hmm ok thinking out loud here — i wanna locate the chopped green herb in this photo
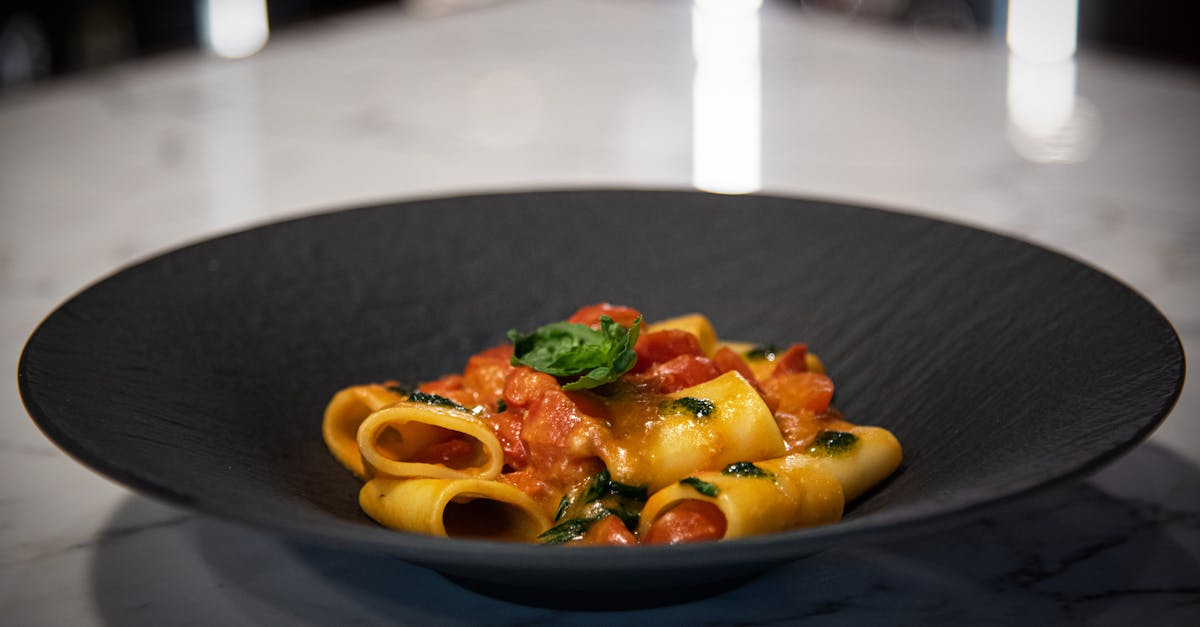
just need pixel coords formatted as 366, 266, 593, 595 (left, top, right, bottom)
496, 399, 508, 413
662, 397, 716, 420
554, 469, 648, 534
580, 470, 648, 503
580, 470, 609, 503
554, 494, 570, 522
745, 344, 779, 361
407, 391, 469, 413
537, 518, 597, 544
508, 315, 641, 390
722, 461, 774, 479
603, 504, 641, 531
807, 430, 860, 456
679, 477, 720, 497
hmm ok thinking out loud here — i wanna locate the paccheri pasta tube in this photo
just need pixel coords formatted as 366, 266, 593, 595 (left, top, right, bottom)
357, 401, 505, 480
323, 384, 405, 477
322, 303, 902, 545
638, 454, 845, 541
361, 477, 550, 541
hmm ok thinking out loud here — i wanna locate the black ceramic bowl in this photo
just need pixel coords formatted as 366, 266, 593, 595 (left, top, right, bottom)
18, 190, 1184, 609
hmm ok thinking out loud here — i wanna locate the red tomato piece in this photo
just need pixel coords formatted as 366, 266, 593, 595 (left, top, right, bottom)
579, 515, 637, 546
762, 372, 834, 416
712, 346, 762, 386
463, 345, 516, 407
503, 367, 559, 408
630, 329, 705, 373
772, 343, 809, 375
641, 354, 721, 393
643, 500, 728, 545
520, 388, 602, 485
566, 303, 643, 330
490, 407, 528, 471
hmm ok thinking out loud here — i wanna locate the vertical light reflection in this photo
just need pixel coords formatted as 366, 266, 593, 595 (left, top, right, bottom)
202, 64, 264, 229
1005, 0, 1097, 163
201, 0, 270, 59
1007, 0, 1076, 63
692, 0, 762, 195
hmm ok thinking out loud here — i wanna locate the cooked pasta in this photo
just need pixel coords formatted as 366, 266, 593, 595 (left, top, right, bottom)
322, 303, 902, 545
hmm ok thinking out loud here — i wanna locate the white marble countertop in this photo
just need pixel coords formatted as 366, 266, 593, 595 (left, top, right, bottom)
2, 0, 1197, 624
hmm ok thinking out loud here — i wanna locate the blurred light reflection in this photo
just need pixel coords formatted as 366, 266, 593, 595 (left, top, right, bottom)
1004, 0, 1097, 163
1007, 0, 1076, 63
202, 0, 270, 59
692, 0, 762, 195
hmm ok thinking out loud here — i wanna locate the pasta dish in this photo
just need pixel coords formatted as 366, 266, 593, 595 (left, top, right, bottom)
322, 304, 901, 545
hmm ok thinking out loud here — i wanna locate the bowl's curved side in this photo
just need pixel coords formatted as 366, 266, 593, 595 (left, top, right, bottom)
16, 189, 1185, 600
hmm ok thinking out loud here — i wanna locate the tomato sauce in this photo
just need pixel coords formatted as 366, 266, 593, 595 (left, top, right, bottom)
414, 303, 844, 544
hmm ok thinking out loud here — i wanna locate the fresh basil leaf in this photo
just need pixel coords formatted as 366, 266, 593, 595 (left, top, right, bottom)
604, 505, 640, 532
554, 468, 649, 535
554, 495, 570, 522
679, 476, 720, 497
508, 315, 641, 390
605, 476, 648, 501
407, 391, 469, 413
537, 517, 597, 544
721, 461, 774, 479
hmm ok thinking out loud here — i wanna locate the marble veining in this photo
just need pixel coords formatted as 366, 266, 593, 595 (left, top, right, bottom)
1, 0, 1197, 624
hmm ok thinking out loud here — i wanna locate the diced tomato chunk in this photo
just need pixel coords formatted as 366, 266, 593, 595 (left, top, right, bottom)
712, 346, 754, 380
503, 367, 560, 408
772, 343, 809, 375
490, 407, 528, 470
635, 354, 721, 393
567, 303, 643, 330
520, 387, 603, 486
579, 515, 637, 546
463, 345, 516, 407
643, 500, 727, 545
630, 329, 705, 373
762, 372, 834, 416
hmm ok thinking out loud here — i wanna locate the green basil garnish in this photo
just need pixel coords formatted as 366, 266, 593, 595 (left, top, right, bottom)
679, 476, 720, 497
508, 315, 641, 390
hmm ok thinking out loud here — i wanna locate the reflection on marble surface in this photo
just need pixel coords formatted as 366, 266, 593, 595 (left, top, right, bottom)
1, 0, 1198, 623
6, 443, 1185, 625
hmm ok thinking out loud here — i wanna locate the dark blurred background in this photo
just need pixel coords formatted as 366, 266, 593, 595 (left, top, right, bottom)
1, 0, 1197, 89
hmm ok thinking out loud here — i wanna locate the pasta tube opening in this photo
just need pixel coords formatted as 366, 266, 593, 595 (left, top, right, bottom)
373, 425, 486, 471
358, 402, 504, 480
442, 497, 543, 541
360, 478, 551, 542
